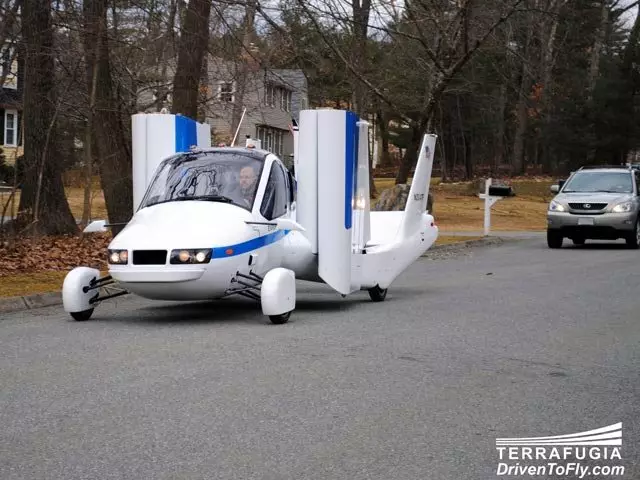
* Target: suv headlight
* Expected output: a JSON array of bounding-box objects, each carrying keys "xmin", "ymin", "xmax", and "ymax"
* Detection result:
[
  {"xmin": 549, "ymin": 201, "xmax": 566, "ymax": 212},
  {"xmin": 170, "ymin": 249, "xmax": 212, "ymax": 264},
  {"xmin": 108, "ymin": 249, "xmax": 128, "ymax": 264},
  {"xmin": 612, "ymin": 201, "xmax": 633, "ymax": 213}
]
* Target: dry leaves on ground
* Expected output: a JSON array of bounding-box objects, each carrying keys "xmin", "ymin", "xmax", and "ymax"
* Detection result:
[{"xmin": 0, "ymin": 232, "xmax": 112, "ymax": 277}]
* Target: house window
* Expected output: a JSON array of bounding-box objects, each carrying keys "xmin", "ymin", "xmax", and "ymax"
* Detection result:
[
  {"xmin": 4, "ymin": 109, "xmax": 17, "ymax": 146},
  {"xmin": 218, "ymin": 82, "xmax": 234, "ymax": 102},
  {"xmin": 1, "ymin": 44, "xmax": 17, "ymax": 90},
  {"xmin": 280, "ymin": 89, "xmax": 292, "ymax": 112},
  {"xmin": 264, "ymin": 83, "xmax": 277, "ymax": 107},
  {"xmin": 256, "ymin": 126, "xmax": 284, "ymax": 157}
]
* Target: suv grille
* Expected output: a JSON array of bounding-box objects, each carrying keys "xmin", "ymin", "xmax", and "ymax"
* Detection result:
[
  {"xmin": 132, "ymin": 250, "xmax": 167, "ymax": 265},
  {"xmin": 568, "ymin": 203, "xmax": 607, "ymax": 210}
]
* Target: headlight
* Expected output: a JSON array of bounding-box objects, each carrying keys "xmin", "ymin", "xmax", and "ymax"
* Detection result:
[
  {"xmin": 108, "ymin": 249, "xmax": 128, "ymax": 264},
  {"xmin": 612, "ymin": 201, "xmax": 633, "ymax": 213},
  {"xmin": 170, "ymin": 249, "xmax": 212, "ymax": 264},
  {"xmin": 549, "ymin": 201, "xmax": 566, "ymax": 212}
]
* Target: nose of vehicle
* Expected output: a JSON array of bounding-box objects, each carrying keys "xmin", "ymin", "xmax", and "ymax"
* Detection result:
[{"xmin": 110, "ymin": 201, "xmax": 255, "ymax": 250}]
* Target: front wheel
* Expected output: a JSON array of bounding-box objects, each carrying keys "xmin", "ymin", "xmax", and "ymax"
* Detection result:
[
  {"xmin": 625, "ymin": 219, "xmax": 640, "ymax": 249},
  {"xmin": 547, "ymin": 230, "xmax": 563, "ymax": 249},
  {"xmin": 368, "ymin": 285, "xmax": 388, "ymax": 302},
  {"xmin": 269, "ymin": 311, "xmax": 291, "ymax": 325},
  {"xmin": 70, "ymin": 308, "xmax": 94, "ymax": 321}
]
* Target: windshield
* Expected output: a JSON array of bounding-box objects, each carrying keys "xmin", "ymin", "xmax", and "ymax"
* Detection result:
[
  {"xmin": 139, "ymin": 151, "xmax": 264, "ymax": 210},
  {"xmin": 562, "ymin": 171, "xmax": 633, "ymax": 194}
]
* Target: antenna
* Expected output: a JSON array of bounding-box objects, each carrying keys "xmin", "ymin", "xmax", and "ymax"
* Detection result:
[{"xmin": 231, "ymin": 107, "xmax": 247, "ymax": 147}]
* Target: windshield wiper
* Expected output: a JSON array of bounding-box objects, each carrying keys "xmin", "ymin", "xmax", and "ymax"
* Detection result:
[
  {"xmin": 174, "ymin": 195, "xmax": 235, "ymax": 203},
  {"xmin": 145, "ymin": 195, "xmax": 235, "ymax": 208}
]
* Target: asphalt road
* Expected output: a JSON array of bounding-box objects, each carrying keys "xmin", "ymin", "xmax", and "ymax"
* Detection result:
[{"xmin": 1, "ymin": 237, "xmax": 639, "ymax": 480}]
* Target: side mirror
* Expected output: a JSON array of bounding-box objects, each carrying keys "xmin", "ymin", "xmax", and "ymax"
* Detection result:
[
  {"xmin": 558, "ymin": 179, "xmax": 566, "ymax": 190},
  {"xmin": 83, "ymin": 220, "xmax": 107, "ymax": 233},
  {"xmin": 276, "ymin": 218, "xmax": 306, "ymax": 232},
  {"xmin": 550, "ymin": 185, "xmax": 559, "ymax": 194}
]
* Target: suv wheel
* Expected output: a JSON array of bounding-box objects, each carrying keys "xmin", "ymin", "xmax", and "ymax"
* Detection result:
[
  {"xmin": 547, "ymin": 230, "xmax": 563, "ymax": 249},
  {"xmin": 626, "ymin": 218, "xmax": 640, "ymax": 249},
  {"xmin": 572, "ymin": 237, "xmax": 585, "ymax": 246}
]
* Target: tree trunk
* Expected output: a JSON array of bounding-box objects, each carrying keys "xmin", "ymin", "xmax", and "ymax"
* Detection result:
[
  {"xmin": 376, "ymin": 110, "xmax": 391, "ymax": 167},
  {"xmin": 587, "ymin": 0, "xmax": 608, "ymax": 98},
  {"xmin": 351, "ymin": 0, "xmax": 375, "ymax": 196},
  {"xmin": 84, "ymin": 0, "xmax": 133, "ymax": 232},
  {"xmin": 171, "ymin": 0, "xmax": 212, "ymax": 118},
  {"xmin": 395, "ymin": 126, "xmax": 424, "ymax": 184},
  {"xmin": 18, "ymin": 0, "xmax": 77, "ymax": 235},
  {"xmin": 512, "ymin": 16, "xmax": 534, "ymax": 176}
]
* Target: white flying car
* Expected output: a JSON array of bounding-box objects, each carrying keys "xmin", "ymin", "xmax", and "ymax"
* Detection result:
[{"xmin": 62, "ymin": 109, "xmax": 439, "ymax": 323}]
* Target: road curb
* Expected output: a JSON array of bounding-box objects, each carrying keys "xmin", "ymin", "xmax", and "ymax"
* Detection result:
[
  {"xmin": 0, "ymin": 292, "xmax": 62, "ymax": 316},
  {"xmin": 426, "ymin": 236, "xmax": 507, "ymax": 253}
]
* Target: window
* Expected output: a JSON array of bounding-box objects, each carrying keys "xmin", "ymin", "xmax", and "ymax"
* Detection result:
[
  {"xmin": 138, "ymin": 151, "xmax": 264, "ymax": 212},
  {"xmin": 260, "ymin": 162, "xmax": 288, "ymax": 220},
  {"xmin": 256, "ymin": 126, "xmax": 284, "ymax": 157},
  {"xmin": 264, "ymin": 83, "xmax": 276, "ymax": 107},
  {"xmin": 563, "ymin": 171, "xmax": 633, "ymax": 194},
  {"xmin": 280, "ymin": 89, "xmax": 292, "ymax": 112},
  {"xmin": 4, "ymin": 109, "xmax": 17, "ymax": 146},
  {"xmin": 218, "ymin": 82, "xmax": 234, "ymax": 102}
]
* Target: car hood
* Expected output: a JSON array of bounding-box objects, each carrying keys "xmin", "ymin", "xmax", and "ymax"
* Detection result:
[
  {"xmin": 109, "ymin": 201, "xmax": 257, "ymax": 249},
  {"xmin": 554, "ymin": 192, "xmax": 633, "ymax": 205}
]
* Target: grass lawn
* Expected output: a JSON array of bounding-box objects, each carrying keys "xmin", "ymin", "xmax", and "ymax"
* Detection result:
[
  {"xmin": 373, "ymin": 177, "xmax": 553, "ymax": 232},
  {"xmin": 0, "ymin": 270, "xmax": 70, "ymax": 297}
]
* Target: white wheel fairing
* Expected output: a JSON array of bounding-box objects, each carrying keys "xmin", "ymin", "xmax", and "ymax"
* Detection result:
[
  {"xmin": 63, "ymin": 267, "xmax": 101, "ymax": 313},
  {"xmin": 261, "ymin": 268, "xmax": 296, "ymax": 316}
]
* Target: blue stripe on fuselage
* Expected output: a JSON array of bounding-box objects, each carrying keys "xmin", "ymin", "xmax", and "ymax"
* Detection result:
[{"xmin": 212, "ymin": 229, "xmax": 290, "ymax": 258}]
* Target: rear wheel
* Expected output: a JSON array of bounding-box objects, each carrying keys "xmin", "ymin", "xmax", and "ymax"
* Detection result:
[
  {"xmin": 625, "ymin": 219, "xmax": 640, "ymax": 249},
  {"xmin": 547, "ymin": 230, "xmax": 563, "ymax": 249},
  {"xmin": 368, "ymin": 285, "xmax": 388, "ymax": 302}
]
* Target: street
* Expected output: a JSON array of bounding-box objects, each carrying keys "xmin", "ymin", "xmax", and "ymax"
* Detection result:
[{"xmin": 1, "ymin": 237, "xmax": 639, "ymax": 479}]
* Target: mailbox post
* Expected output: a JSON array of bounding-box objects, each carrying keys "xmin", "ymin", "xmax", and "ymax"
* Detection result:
[{"xmin": 478, "ymin": 178, "xmax": 513, "ymax": 236}]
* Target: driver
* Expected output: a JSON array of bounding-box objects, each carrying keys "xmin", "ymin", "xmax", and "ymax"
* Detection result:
[{"xmin": 239, "ymin": 165, "xmax": 258, "ymax": 207}]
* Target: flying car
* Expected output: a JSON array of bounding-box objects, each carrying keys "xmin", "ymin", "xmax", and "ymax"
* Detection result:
[{"xmin": 62, "ymin": 109, "xmax": 439, "ymax": 324}]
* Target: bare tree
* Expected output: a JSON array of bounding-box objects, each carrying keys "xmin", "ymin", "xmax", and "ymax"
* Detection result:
[
  {"xmin": 18, "ymin": 0, "xmax": 78, "ymax": 234},
  {"xmin": 171, "ymin": 0, "xmax": 212, "ymax": 118}
]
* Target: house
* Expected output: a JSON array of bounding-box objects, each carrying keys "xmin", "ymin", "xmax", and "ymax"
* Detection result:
[
  {"xmin": 204, "ymin": 56, "xmax": 308, "ymax": 166},
  {"xmin": 0, "ymin": 40, "xmax": 22, "ymax": 164}
]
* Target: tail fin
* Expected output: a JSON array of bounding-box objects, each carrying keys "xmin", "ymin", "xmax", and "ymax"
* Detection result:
[{"xmin": 397, "ymin": 134, "xmax": 437, "ymax": 240}]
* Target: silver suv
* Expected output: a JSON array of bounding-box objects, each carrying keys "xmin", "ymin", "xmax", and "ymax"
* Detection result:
[{"xmin": 547, "ymin": 166, "xmax": 640, "ymax": 249}]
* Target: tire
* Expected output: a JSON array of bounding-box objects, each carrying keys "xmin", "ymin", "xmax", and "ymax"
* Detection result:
[
  {"xmin": 547, "ymin": 230, "xmax": 563, "ymax": 249},
  {"xmin": 625, "ymin": 219, "xmax": 640, "ymax": 249},
  {"xmin": 269, "ymin": 311, "xmax": 291, "ymax": 325},
  {"xmin": 70, "ymin": 308, "xmax": 94, "ymax": 321},
  {"xmin": 572, "ymin": 237, "xmax": 585, "ymax": 246},
  {"xmin": 368, "ymin": 285, "xmax": 388, "ymax": 302}
]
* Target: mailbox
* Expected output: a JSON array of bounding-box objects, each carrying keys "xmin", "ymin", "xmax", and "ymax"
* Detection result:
[{"xmin": 488, "ymin": 185, "xmax": 513, "ymax": 197}]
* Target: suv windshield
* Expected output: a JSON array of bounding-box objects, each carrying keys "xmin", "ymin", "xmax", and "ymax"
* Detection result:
[
  {"xmin": 562, "ymin": 171, "xmax": 633, "ymax": 194},
  {"xmin": 139, "ymin": 151, "xmax": 263, "ymax": 210}
]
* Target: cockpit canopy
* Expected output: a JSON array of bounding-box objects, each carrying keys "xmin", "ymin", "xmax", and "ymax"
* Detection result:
[{"xmin": 139, "ymin": 149, "xmax": 266, "ymax": 211}]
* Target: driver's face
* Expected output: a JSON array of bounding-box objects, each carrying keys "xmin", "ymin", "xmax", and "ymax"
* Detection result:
[{"xmin": 240, "ymin": 167, "xmax": 256, "ymax": 192}]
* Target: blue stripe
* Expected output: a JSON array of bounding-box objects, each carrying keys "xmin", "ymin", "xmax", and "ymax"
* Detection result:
[
  {"xmin": 175, "ymin": 115, "xmax": 198, "ymax": 152},
  {"xmin": 344, "ymin": 111, "xmax": 358, "ymax": 229},
  {"xmin": 212, "ymin": 230, "xmax": 290, "ymax": 258}
]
